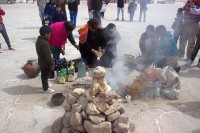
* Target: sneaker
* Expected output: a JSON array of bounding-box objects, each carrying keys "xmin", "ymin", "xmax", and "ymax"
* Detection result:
[
  {"xmin": 197, "ymin": 62, "xmax": 200, "ymax": 68},
  {"xmin": 9, "ymin": 47, "xmax": 15, "ymax": 50},
  {"xmin": 116, "ymin": 18, "xmax": 119, "ymax": 21},
  {"xmin": 185, "ymin": 59, "xmax": 193, "ymax": 66},
  {"xmin": 122, "ymin": 18, "xmax": 124, "ymax": 21},
  {"xmin": 45, "ymin": 88, "xmax": 55, "ymax": 93}
]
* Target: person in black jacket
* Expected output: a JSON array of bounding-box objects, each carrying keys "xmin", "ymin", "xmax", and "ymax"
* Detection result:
[
  {"xmin": 53, "ymin": 5, "xmax": 66, "ymax": 23},
  {"xmin": 68, "ymin": 0, "xmax": 79, "ymax": 27},
  {"xmin": 44, "ymin": 0, "xmax": 56, "ymax": 25},
  {"xmin": 116, "ymin": 0, "xmax": 125, "ymax": 21},
  {"xmin": 91, "ymin": 0, "xmax": 102, "ymax": 25},
  {"xmin": 79, "ymin": 18, "xmax": 106, "ymax": 67}
]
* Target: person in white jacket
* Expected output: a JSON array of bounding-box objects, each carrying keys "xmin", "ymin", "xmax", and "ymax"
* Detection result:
[{"xmin": 37, "ymin": 0, "xmax": 48, "ymax": 25}]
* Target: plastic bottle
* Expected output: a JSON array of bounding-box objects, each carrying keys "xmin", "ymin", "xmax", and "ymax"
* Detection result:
[{"xmin": 78, "ymin": 59, "xmax": 86, "ymax": 78}]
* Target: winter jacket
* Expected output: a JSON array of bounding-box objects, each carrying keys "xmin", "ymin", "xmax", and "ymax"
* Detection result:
[
  {"xmin": 68, "ymin": 0, "xmax": 79, "ymax": 12},
  {"xmin": 0, "ymin": 9, "xmax": 5, "ymax": 23},
  {"xmin": 44, "ymin": 1, "xmax": 56, "ymax": 18},
  {"xmin": 35, "ymin": 36, "xmax": 54, "ymax": 68},
  {"xmin": 91, "ymin": 0, "xmax": 102, "ymax": 11},
  {"xmin": 157, "ymin": 32, "xmax": 178, "ymax": 59},
  {"xmin": 53, "ymin": 11, "xmax": 66, "ymax": 23},
  {"xmin": 139, "ymin": 32, "xmax": 157, "ymax": 55},
  {"xmin": 117, "ymin": 0, "xmax": 124, "ymax": 8},
  {"xmin": 49, "ymin": 22, "xmax": 69, "ymax": 49},
  {"xmin": 139, "ymin": 0, "xmax": 148, "ymax": 10},
  {"xmin": 128, "ymin": 1, "xmax": 137, "ymax": 13}
]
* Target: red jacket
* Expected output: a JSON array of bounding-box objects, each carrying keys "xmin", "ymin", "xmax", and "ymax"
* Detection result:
[
  {"xmin": 0, "ymin": 9, "xmax": 5, "ymax": 23},
  {"xmin": 48, "ymin": 22, "xmax": 69, "ymax": 49}
]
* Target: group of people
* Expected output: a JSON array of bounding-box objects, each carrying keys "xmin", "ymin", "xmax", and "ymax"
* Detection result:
[
  {"xmin": 138, "ymin": 24, "xmax": 180, "ymax": 72},
  {"xmin": 87, "ymin": 0, "xmax": 148, "ymax": 23},
  {"xmin": 172, "ymin": 0, "xmax": 200, "ymax": 68},
  {"xmin": 35, "ymin": 18, "xmax": 120, "ymax": 92},
  {"xmin": 37, "ymin": 0, "xmax": 79, "ymax": 27}
]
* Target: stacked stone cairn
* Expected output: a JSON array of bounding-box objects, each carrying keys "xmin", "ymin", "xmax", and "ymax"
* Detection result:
[{"xmin": 52, "ymin": 66, "xmax": 135, "ymax": 133}]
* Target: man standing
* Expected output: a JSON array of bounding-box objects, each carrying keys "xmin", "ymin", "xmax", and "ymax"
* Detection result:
[
  {"xmin": 91, "ymin": 0, "xmax": 102, "ymax": 25},
  {"xmin": 37, "ymin": 0, "xmax": 48, "ymax": 25},
  {"xmin": 139, "ymin": 0, "xmax": 148, "ymax": 22},
  {"xmin": 178, "ymin": 0, "xmax": 200, "ymax": 60},
  {"xmin": 35, "ymin": 26, "xmax": 55, "ymax": 93},
  {"xmin": 116, "ymin": 0, "xmax": 125, "ymax": 21},
  {"xmin": 0, "ymin": 6, "xmax": 15, "ymax": 53}
]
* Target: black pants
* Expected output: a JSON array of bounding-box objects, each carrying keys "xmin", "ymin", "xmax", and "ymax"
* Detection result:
[
  {"xmin": 191, "ymin": 36, "xmax": 200, "ymax": 62},
  {"xmin": 41, "ymin": 67, "xmax": 50, "ymax": 91}
]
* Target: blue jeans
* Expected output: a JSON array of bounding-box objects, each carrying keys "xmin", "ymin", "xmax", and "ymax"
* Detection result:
[
  {"xmin": 70, "ymin": 11, "xmax": 78, "ymax": 27},
  {"xmin": 0, "ymin": 23, "xmax": 11, "ymax": 48}
]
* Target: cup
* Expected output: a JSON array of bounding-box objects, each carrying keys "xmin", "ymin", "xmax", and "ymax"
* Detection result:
[{"xmin": 125, "ymin": 95, "xmax": 131, "ymax": 103}]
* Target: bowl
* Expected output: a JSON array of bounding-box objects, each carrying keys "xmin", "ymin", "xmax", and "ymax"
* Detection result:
[{"xmin": 51, "ymin": 93, "xmax": 65, "ymax": 106}]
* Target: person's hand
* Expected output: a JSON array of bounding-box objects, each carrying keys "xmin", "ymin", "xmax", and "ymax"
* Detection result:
[
  {"xmin": 73, "ymin": 44, "xmax": 79, "ymax": 50},
  {"xmin": 61, "ymin": 49, "xmax": 65, "ymax": 55}
]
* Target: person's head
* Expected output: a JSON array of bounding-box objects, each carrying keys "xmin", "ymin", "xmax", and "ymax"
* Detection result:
[
  {"xmin": 87, "ymin": 18, "xmax": 100, "ymax": 32},
  {"xmin": 105, "ymin": 23, "xmax": 116, "ymax": 36},
  {"xmin": 156, "ymin": 25, "xmax": 167, "ymax": 38},
  {"xmin": 56, "ymin": 5, "xmax": 62, "ymax": 12},
  {"xmin": 64, "ymin": 21, "xmax": 75, "ymax": 32},
  {"xmin": 145, "ymin": 25, "xmax": 155, "ymax": 35},
  {"xmin": 39, "ymin": 25, "xmax": 52, "ymax": 39}
]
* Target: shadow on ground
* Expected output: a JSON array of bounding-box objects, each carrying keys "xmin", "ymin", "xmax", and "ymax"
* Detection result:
[
  {"xmin": 2, "ymin": 85, "xmax": 43, "ymax": 95},
  {"xmin": 17, "ymin": 73, "xmax": 36, "ymax": 80},
  {"xmin": 42, "ymin": 126, "xmax": 52, "ymax": 133},
  {"xmin": 22, "ymin": 37, "xmax": 37, "ymax": 42},
  {"xmin": 168, "ymin": 101, "xmax": 200, "ymax": 119},
  {"xmin": 192, "ymin": 129, "xmax": 200, "ymax": 133},
  {"xmin": 179, "ymin": 68, "xmax": 200, "ymax": 78}
]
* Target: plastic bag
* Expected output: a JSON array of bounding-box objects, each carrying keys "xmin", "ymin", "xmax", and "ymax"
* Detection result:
[{"xmin": 144, "ymin": 62, "xmax": 160, "ymax": 82}]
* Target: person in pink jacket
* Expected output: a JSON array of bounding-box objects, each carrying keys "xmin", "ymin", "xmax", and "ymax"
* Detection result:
[{"xmin": 48, "ymin": 21, "xmax": 79, "ymax": 61}]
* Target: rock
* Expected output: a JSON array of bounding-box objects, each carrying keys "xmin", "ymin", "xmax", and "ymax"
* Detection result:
[
  {"xmin": 77, "ymin": 95, "xmax": 89, "ymax": 111},
  {"xmin": 52, "ymin": 117, "xmax": 63, "ymax": 133},
  {"xmin": 88, "ymin": 114, "xmax": 106, "ymax": 124},
  {"xmin": 93, "ymin": 96, "xmax": 109, "ymax": 113},
  {"xmin": 64, "ymin": 103, "xmax": 72, "ymax": 112},
  {"xmin": 116, "ymin": 117, "xmax": 129, "ymax": 124},
  {"xmin": 113, "ymin": 123, "xmax": 130, "ymax": 133},
  {"xmin": 85, "ymin": 90, "xmax": 93, "ymax": 101},
  {"xmin": 70, "ymin": 112, "xmax": 82, "ymax": 127},
  {"xmin": 72, "ymin": 77, "xmax": 92, "ymax": 89},
  {"xmin": 86, "ymin": 102, "xmax": 100, "ymax": 115},
  {"xmin": 71, "ymin": 104, "xmax": 82, "ymax": 113},
  {"xmin": 104, "ymin": 102, "xmax": 123, "ymax": 116},
  {"xmin": 63, "ymin": 112, "xmax": 71, "ymax": 128},
  {"xmin": 61, "ymin": 127, "xmax": 71, "ymax": 133},
  {"xmin": 66, "ymin": 92, "xmax": 77, "ymax": 105},
  {"xmin": 84, "ymin": 120, "xmax": 112, "ymax": 133},
  {"xmin": 98, "ymin": 91, "xmax": 119, "ymax": 102},
  {"xmin": 118, "ymin": 106, "xmax": 125, "ymax": 114},
  {"xmin": 73, "ymin": 125, "xmax": 86, "ymax": 132},
  {"xmin": 107, "ymin": 111, "xmax": 120, "ymax": 122},
  {"xmin": 72, "ymin": 88, "xmax": 86, "ymax": 97},
  {"xmin": 81, "ymin": 111, "xmax": 88, "ymax": 120}
]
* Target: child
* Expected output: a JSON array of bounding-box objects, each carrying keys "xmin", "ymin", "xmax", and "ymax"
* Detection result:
[
  {"xmin": 53, "ymin": 5, "xmax": 66, "ymax": 23},
  {"xmin": 100, "ymin": 0, "xmax": 107, "ymax": 19},
  {"xmin": 128, "ymin": 0, "xmax": 137, "ymax": 22},
  {"xmin": 171, "ymin": 8, "xmax": 183, "ymax": 44},
  {"xmin": 35, "ymin": 25, "xmax": 55, "ymax": 93}
]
